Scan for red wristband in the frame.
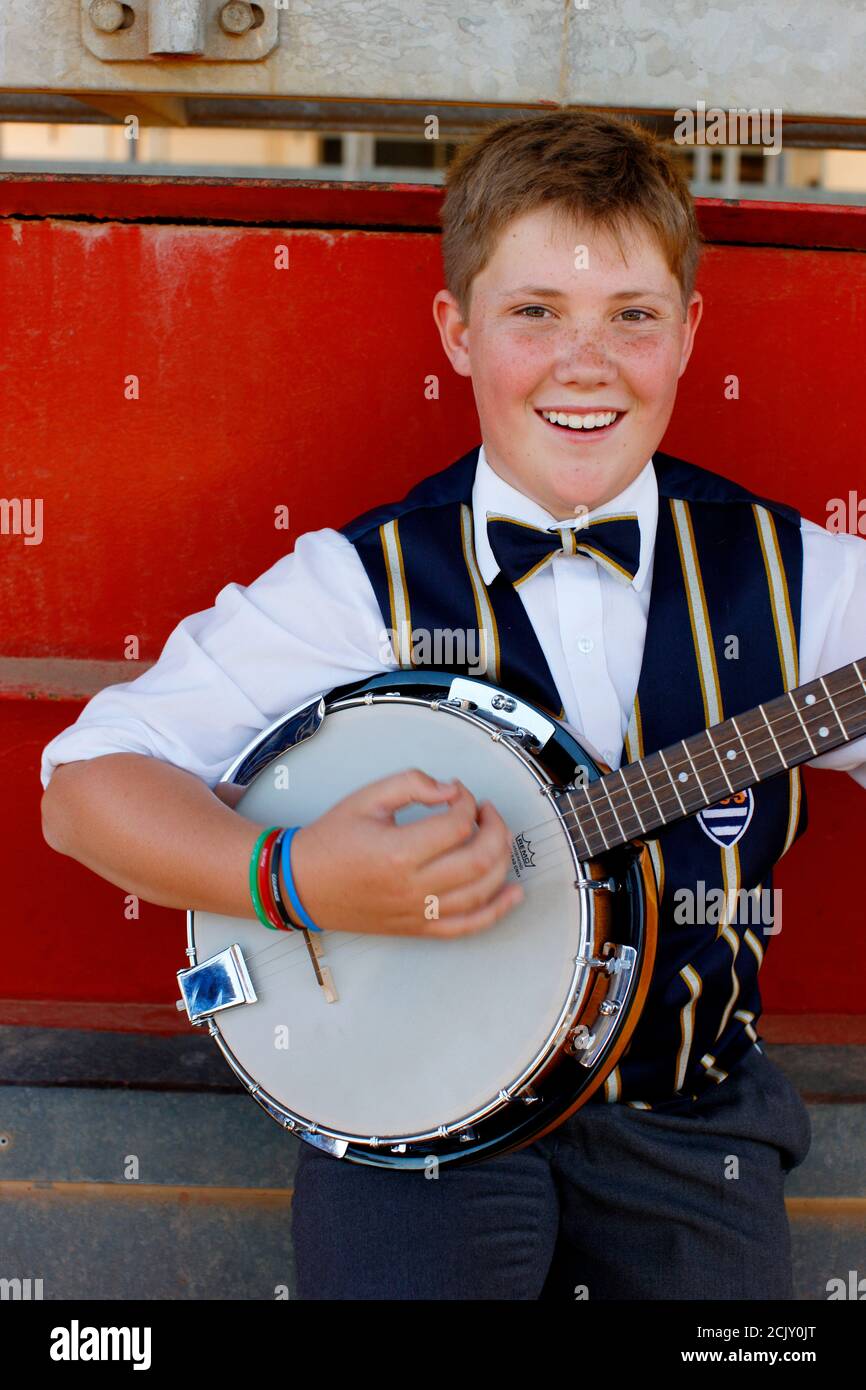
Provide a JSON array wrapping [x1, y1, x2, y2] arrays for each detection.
[[256, 827, 288, 931]]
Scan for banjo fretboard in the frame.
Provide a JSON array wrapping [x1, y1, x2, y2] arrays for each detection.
[[563, 658, 866, 861]]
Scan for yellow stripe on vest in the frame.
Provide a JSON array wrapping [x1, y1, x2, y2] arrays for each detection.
[[675, 964, 703, 1091], [602, 1066, 621, 1102], [670, 499, 724, 726], [753, 503, 802, 856], [700, 1052, 729, 1084], [460, 504, 501, 681], [379, 519, 413, 666], [744, 927, 764, 966], [624, 694, 665, 900]]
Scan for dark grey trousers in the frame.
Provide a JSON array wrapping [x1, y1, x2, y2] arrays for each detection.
[[291, 1042, 812, 1300]]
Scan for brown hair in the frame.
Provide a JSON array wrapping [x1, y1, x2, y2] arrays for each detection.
[[439, 109, 703, 321]]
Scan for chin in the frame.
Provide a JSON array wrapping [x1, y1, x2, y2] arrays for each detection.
[[548, 468, 630, 517]]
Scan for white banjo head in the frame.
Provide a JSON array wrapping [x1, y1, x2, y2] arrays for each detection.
[[191, 699, 589, 1141]]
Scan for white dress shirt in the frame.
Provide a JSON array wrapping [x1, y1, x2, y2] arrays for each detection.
[[40, 444, 866, 792]]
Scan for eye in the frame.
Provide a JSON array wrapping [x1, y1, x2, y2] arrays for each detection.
[[617, 309, 655, 322], [514, 305, 554, 319]]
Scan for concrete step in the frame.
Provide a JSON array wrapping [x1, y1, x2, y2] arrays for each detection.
[[0, 1184, 295, 1301], [0, 1026, 862, 1300]]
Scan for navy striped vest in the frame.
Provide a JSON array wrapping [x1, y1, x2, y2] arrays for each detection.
[[340, 446, 807, 1109]]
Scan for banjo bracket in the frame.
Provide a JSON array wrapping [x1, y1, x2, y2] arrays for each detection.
[[566, 943, 638, 1066], [444, 677, 556, 750], [176, 944, 258, 1025], [580, 875, 619, 894]]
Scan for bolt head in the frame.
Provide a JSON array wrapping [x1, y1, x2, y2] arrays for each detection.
[[220, 1, 255, 35], [89, 0, 126, 33]]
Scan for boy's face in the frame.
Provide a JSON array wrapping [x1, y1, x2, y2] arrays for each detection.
[[433, 205, 703, 517]]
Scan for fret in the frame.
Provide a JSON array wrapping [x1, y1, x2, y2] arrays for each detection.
[[581, 784, 610, 851], [680, 739, 709, 801], [637, 755, 666, 823], [787, 690, 817, 755], [703, 727, 734, 793], [615, 765, 647, 834], [564, 658, 866, 860], [563, 791, 594, 860], [658, 749, 688, 815], [760, 699, 809, 766], [683, 750, 710, 809], [818, 675, 848, 739], [729, 715, 758, 780], [688, 733, 732, 803], [598, 777, 628, 840], [757, 705, 787, 770]]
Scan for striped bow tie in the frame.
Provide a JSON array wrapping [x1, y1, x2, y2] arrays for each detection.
[[486, 511, 641, 588]]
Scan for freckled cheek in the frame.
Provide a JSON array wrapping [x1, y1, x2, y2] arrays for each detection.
[[616, 339, 681, 405], [477, 338, 545, 401]]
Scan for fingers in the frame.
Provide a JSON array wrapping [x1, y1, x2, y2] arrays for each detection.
[[414, 799, 513, 897], [316, 771, 523, 940], [355, 768, 463, 817], [393, 781, 480, 863], [423, 880, 525, 939], [429, 846, 514, 919]]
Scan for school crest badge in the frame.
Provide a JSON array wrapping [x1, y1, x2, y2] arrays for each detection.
[[697, 788, 754, 848]]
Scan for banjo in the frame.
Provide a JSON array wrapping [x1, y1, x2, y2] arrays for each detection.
[[177, 658, 866, 1170]]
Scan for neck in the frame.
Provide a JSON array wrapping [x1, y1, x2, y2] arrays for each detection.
[[562, 658, 866, 861], [482, 449, 641, 522]]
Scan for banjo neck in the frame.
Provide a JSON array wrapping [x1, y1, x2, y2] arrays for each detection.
[[564, 657, 866, 861]]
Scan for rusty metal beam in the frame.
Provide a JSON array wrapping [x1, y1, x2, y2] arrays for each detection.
[[1, 1, 866, 122], [67, 91, 190, 126]]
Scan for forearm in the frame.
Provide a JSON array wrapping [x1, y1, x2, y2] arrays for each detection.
[[41, 752, 270, 920]]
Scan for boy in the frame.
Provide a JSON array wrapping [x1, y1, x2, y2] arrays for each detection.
[[41, 110, 866, 1300]]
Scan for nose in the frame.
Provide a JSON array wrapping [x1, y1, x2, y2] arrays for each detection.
[[550, 328, 619, 387]]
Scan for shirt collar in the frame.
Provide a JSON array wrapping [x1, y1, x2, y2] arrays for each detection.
[[471, 441, 658, 592]]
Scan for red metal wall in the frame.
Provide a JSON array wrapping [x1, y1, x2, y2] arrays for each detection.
[[1, 179, 864, 1028]]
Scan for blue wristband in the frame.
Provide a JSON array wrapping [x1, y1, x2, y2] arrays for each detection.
[[279, 826, 322, 933]]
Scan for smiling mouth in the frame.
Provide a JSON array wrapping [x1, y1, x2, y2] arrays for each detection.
[[535, 407, 625, 437]]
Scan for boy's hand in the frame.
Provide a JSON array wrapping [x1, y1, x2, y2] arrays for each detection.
[[284, 770, 523, 938]]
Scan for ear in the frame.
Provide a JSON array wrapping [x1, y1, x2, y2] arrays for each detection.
[[677, 290, 704, 379], [432, 289, 472, 378]]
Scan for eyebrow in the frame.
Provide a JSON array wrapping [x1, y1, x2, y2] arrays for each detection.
[[498, 285, 674, 302], [608, 288, 674, 301]]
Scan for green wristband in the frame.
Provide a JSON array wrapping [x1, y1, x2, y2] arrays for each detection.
[[249, 825, 281, 930]]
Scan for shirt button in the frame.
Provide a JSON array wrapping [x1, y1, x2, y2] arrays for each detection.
[[577, 636, 594, 654]]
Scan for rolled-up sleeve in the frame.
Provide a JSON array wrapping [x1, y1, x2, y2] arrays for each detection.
[[39, 528, 395, 791], [800, 519, 866, 791]]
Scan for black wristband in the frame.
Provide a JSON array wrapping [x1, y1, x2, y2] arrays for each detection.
[[267, 827, 302, 931]]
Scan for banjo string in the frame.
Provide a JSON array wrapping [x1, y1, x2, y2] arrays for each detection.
[[520, 680, 866, 846], [212, 839, 579, 982], [228, 838, 581, 988], [199, 680, 865, 978], [246, 857, 580, 987]]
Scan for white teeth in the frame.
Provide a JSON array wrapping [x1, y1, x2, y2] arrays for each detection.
[[541, 409, 618, 430]]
